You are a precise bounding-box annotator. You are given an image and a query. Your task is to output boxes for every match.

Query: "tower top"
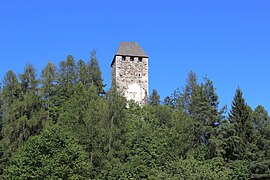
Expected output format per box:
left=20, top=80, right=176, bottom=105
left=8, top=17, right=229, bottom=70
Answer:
left=116, top=42, right=148, bottom=57
left=111, top=42, right=148, bottom=66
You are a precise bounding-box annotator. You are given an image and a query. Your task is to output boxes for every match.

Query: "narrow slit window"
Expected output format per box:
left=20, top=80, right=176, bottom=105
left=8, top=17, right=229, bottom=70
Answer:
left=130, top=57, right=134, bottom=62
left=138, top=57, right=142, bottom=62
left=122, top=56, right=125, bottom=61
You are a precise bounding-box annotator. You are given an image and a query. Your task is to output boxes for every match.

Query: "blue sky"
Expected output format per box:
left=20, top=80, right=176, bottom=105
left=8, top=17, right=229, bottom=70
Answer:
left=0, top=0, right=269, bottom=112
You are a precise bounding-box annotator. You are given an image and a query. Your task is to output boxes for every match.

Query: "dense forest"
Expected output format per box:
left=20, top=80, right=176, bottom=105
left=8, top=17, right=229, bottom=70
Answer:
left=0, top=51, right=269, bottom=179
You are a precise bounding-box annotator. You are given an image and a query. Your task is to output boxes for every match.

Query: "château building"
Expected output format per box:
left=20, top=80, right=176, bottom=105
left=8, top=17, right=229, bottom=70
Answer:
left=111, top=42, right=148, bottom=105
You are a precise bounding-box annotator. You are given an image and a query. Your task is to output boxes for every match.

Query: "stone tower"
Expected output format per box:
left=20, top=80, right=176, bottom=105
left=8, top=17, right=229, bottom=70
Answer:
left=111, top=42, right=148, bottom=105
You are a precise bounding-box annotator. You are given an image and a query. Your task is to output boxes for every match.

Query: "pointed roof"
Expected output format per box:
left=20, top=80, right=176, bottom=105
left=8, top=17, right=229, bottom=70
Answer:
left=116, top=42, right=148, bottom=57
left=111, top=42, right=148, bottom=66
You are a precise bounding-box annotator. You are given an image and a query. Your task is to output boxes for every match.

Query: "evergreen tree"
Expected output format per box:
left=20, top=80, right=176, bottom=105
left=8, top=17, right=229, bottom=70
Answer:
left=149, top=89, right=160, bottom=106
left=88, top=50, right=105, bottom=94
left=2, top=70, right=20, bottom=105
left=169, top=88, right=183, bottom=109
left=3, top=64, right=45, bottom=151
left=77, top=59, right=88, bottom=85
left=0, top=71, right=21, bottom=176
left=182, top=71, right=199, bottom=115
left=229, top=88, right=252, bottom=142
left=107, top=83, right=127, bottom=159
left=57, top=55, right=77, bottom=87
left=252, top=105, right=269, bottom=131
left=250, top=105, right=270, bottom=179
left=56, top=55, right=78, bottom=116
left=19, top=64, right=38, bottom=94
left=226, top=87, right=252, bottom=160
left=40, top=61, right=57, bottom=123
left=40, top=61, right=57, bottom=98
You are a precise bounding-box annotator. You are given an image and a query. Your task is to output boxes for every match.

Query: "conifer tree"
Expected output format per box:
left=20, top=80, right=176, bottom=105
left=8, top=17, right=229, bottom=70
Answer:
left=40, top=62, right=57, bottom=122
left=250, top=105, right=270, bottom=179
left=252, top=105, right=269, bottom=131
left=226, top=87, right=252, bottom=160
left=182, top=71, right=199, bottom=115
left=77, top=59, right=88, bottom=85
left=229, top=88, right=252, bottom=141
left=40, top=61, right=57, bottom=98
left=107, top=82, right=127, bottom=159
left=3, top=64, right=45, bottom=151
left=56, top=55, right=78, bottom=109
left=2, top=70, right=20, bottom=105
left=88, top=50, right=105, bottom=94
left=149, top=89, right=160, bottom=106
left=19, top=64, right=38, bottom=94
left=58, top=55, right=77, bottom=87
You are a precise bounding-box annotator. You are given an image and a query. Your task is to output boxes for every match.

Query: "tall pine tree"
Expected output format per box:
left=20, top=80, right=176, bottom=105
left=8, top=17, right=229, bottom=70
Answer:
left=88, top=50, right=105, bottom=95
left=226, top=87, right=252, bottom=160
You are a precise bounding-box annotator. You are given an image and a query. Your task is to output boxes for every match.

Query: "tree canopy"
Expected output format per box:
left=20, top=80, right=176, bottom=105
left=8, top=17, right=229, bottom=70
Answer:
left=0, top=53, right=269, bottom=179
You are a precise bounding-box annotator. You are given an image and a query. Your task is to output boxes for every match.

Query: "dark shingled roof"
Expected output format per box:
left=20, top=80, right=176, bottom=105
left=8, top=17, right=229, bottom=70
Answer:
left=116, top=42, right=148, bottom=57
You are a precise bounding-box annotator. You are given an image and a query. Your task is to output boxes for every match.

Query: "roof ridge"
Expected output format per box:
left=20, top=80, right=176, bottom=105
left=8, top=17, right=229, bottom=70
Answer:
left=115, top=42, right=148, bottom=57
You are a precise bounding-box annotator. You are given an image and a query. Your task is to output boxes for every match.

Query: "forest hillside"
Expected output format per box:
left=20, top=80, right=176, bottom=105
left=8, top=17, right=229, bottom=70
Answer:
left=0, top=52, right=269, bottom=179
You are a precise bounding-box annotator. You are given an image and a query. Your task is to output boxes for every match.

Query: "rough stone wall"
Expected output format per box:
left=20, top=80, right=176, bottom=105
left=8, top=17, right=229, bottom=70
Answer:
left=111, top=55, right=148, bottom=105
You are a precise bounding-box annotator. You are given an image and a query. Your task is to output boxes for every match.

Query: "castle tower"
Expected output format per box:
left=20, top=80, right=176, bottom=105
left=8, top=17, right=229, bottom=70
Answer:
left=111, top=42, right=148, bottom=105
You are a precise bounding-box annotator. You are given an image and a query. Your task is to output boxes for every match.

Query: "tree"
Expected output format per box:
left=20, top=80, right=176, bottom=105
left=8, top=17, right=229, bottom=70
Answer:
left=180, top=75, right=225, bottom=158
left=55, top=55, right=78, bottom=118
left=40, top=61, right=58, bottom=123
left=77, top=59, right=88, bottom=85
left=88, top=50, right=105, bottom=94
left=229, top=88, right=252, bottom=142
left=149, top=89, right=160, bottom=106
left=226, top=87, right=252, bottom=160
left=107, top=83, right=127, bottom=159
left=2, top=70, right=20, bottom=105
left=57, top=82, right=108, bottom=177
left=182, top=71, right=199, bottom=115
left=249, top=105, right=270, bottom=179
left=4, top=126, right=91, bottom=179
left=2, top=64, right=46, bottom=151
left=57, top=55, right=77, bottom=88
left=19, top=64, right=38, bottom=94
left=40, top=61, right=57, bottom=98
left=0, top=71, right=21, bottom=175
left=252, top=105, right=269, bottom=131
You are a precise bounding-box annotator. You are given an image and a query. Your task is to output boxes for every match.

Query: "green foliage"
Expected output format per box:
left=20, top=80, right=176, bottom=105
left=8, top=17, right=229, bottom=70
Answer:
left=40, top=61, right=57, bottom=98
left=88, top=50, right=105, bottom=94
left=2, top=70, right=20, bottom=104
left=19, top=64, right=38, bottom=94
left=165, top=157, right=234, bottom=179
left=227, top=88, right=253, bottom=160
left=4, top=126, right=91, bottom=179
left=0, top=56, right=269, bottom=179
left=149, top=89, right=160, bottom=106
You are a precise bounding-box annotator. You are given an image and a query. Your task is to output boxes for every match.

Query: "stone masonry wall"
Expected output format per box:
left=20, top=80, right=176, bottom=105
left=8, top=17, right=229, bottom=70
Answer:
left=112, top=55, right=148, bottom=105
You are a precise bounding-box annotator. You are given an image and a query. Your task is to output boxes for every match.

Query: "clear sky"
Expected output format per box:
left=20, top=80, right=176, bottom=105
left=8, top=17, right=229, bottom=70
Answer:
left=0, top=0, right=269, bottom=112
